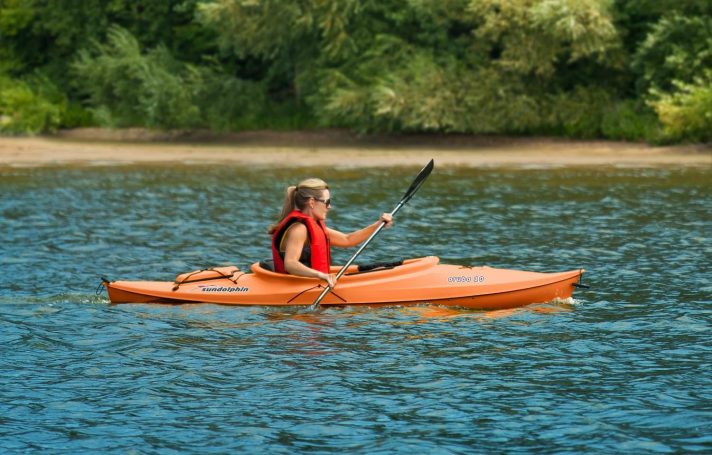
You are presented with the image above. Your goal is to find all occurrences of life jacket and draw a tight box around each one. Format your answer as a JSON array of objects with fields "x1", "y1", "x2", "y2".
[{"x1": 271, "y1": 210, "x2": 331, "y2": 274}]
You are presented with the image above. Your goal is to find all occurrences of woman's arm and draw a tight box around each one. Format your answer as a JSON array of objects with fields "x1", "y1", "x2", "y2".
[
  {"x1": 283, "y1": 224, "x2": 336, "y2": 287},
  {"x1": 328, "y1": 213, "x2": 393, "y2": 248}
]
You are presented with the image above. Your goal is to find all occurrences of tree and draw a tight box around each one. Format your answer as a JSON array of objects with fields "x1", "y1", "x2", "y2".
[
  {"x1": 651, "y1": 71, "x2": 712, "y2": 142},
  {"x1": 72, "y1": 26, "x2": 201, "y2": 128},
  {"x1": 1, "y1": 0, "x2": 214, "y2": 86},
  {"x1": 200, "y1": 0, "x2": 623, "y2": 134}
]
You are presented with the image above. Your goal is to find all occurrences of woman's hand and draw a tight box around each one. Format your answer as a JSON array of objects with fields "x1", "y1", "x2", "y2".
[
  {"x1": 380, "y1": 213, "x2": 393, "y2": 229},
  {"x1": 318, "y1": 272, "x2": 337, "y2": 288}
]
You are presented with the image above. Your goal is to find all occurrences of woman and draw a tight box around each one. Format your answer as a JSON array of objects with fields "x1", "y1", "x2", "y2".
[{"x1": 268, "y1": 178, "x2": 393, "y2": 288}]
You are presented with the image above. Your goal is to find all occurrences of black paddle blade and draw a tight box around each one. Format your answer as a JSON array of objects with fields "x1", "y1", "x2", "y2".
[{"x1": 401, "y1": 159, "x2": 434, "y2": 204}]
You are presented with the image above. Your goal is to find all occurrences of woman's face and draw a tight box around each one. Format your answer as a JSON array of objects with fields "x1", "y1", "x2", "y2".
[{"x1": 310, "y1": 189, "x2": 331, "y2": 220}]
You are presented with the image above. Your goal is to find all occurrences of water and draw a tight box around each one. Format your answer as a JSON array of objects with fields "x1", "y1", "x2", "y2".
[{"x1": 1, "y1": 163, "x2": 710, "y2": 453}]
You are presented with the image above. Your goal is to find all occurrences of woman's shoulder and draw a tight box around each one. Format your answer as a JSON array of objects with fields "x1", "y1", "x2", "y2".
[
  {"x1": 282, "y1": 222, "x2": 309, "y2": 251},
  {"x1": 284, "y1": 221, "x2": 308, "y2": 237}
]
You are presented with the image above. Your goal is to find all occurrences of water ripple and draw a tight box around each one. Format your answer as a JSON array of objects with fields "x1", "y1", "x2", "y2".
[{"x1": 1, "y1": 165, "x2": 710, "y2": 453}]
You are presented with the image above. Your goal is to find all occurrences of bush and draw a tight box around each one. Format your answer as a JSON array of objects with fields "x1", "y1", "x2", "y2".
[
  {"x1": 60, "y1": 103, "x2": 96, "y2": 129},
  {"x1": 0, "y1": 75, "x2": 63, "y2": 134},
  {"x1": 194, "y1": 66, "x2": 266, "y2": 132},
  {"x1": 601, "y1": 101, "x2": 661, "y2": 142},
  {"x1": 651, "y1": 72, "x2": 712, "y2": 142},
  {"x1": 72, "y1": 25, "x2": 269, "y2": 131},
  {"x1": 72, "y1": 26, "x2": 200, "y2": 129},
  {"x1": 544, "y1": 87, "x2": 610, "y2": 138},
  {"x1": 633, "y1": 14, "x2": 712, "y2": 94}
]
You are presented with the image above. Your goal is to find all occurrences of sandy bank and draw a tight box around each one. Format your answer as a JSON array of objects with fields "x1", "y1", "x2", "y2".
[{"x1": 0, "y1": 129, "x2": 709, "y2": 167}]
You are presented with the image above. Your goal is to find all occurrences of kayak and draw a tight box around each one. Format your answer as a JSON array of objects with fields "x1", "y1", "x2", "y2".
[{"x1": 103, "y1": 256, "x2": 585, "y2": 309}]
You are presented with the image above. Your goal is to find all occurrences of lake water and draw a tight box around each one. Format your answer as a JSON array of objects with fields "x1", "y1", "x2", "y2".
[{"x1": 1, "y1": 163, "x2": 710, "y2": 453}]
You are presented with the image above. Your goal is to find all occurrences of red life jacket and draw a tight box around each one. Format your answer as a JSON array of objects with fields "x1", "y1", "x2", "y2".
[{"x1": 271, "y1": 210, "x2": 331, "y2": 274}]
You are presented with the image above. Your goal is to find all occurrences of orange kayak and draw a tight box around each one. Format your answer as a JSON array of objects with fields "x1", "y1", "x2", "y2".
[{"x1": 103, "y1": 256, "x2": 585, "y2": 310}]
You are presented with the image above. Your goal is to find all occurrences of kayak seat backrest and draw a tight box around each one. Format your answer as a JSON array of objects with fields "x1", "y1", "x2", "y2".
[{"x1": 259, "y1": 259, "x2": 275, "y2": 272}]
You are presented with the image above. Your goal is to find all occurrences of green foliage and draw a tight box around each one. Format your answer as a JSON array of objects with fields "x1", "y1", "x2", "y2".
[
  {"x1": 632, "y1": 14, "x2": 712, "y2": 94},
  {"x1": 72, "y1": 26, "x2": 201, "y2": 128},
  {"x1": 651, "y1": 72, "x2": 712, "y2": 142},
  {"x1": 543, "y1": 86, "x2": 610, "y2": 138},
  {"x1": 628, "y1": 12, "x2": 712, "y2": 142},
  {"x1": 316, "y1": 56, "x2": 544, "y2": 134},
  {"x1": 199, "y1": 0, "x2": 308, "y2": 60},
  {"x1": 0, "y1": 0, "x2": 710, "y2": 141},
  {"x1": 600, "y1": 101, "x2": 661, "y2": 142},
  {"x1": 60, "y1": 103, "x2": 96, "y2": 129},
  {"x1": 300, "y1": 0, "x2": 621, "y2": 135},
  {"x1": 193, "y1": 65, "x2": 267, "y2": 131},
  {"x1": 469, "y1": 0, "x2": 621, "y2": 77},
  {"x1": 0, "y1": 1, "x2": 215, "y2": 81},
  {"x1": 0, "y1": 75, "x2": 63, "y2": 134},
  {"x1": 199, "y1": 0, "x2": 364, "y2": 61},
  {"x1": 0, "y1": 1, "x2": 34, "y2": 73},
  {"x1": 542, "y1": 91, "x2": 662, "y2": 142},
  {"x1": 72, "y1": 26, "x2": 265, "y2": 130}
]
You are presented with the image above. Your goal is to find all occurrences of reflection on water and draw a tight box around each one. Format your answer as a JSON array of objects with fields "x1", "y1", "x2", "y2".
[
  {"x1": 404, "y1": 299, "x2": 577, "y2": 321},
  {"x1": 0, "y1": 164, "x2": 710, "y2": 453}
]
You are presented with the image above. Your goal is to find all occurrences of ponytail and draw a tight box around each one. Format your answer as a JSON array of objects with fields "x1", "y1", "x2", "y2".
[
  {"x1": 268, "y1": 185, "x2": 297, "y2": 234},
  {"x1": 268, "y1": 178, "x2": 328, "y2": 234}
]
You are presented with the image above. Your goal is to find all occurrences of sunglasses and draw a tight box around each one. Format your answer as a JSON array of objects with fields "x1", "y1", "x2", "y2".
[{"x1": 313, "y1": 197, "x2": 331, "y2": 207}]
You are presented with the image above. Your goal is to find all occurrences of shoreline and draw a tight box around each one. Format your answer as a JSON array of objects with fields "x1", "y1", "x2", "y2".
[{"x1": 0, "y1": 129, "x2": 710, "y2": 167}]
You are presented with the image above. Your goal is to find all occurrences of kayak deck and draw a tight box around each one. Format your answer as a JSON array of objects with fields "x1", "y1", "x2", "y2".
[{"x1": 104, "y1": 257, "x2": 585, "y2": 310}]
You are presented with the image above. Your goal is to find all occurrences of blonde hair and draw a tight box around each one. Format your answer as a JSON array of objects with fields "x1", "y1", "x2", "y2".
[{"x1": 268, "y1": 178, "x2": 329, "y2": 234}]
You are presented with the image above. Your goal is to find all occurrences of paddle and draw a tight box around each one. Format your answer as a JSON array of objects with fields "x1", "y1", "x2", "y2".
[{"x1": 308, "y1": 159, "x2": 435, "y2": 311}]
